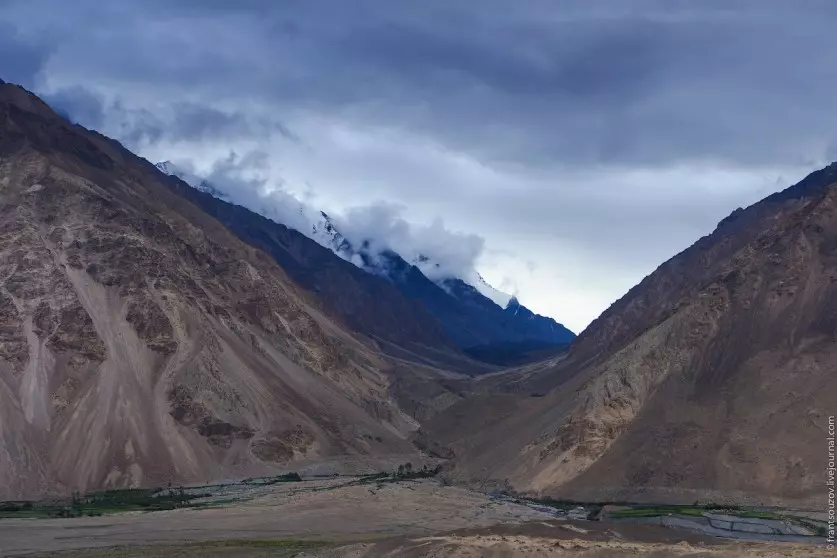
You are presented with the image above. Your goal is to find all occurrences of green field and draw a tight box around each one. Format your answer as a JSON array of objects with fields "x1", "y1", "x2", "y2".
[
  {"x1": 607, "y1": 504, "x2": 784, "y2": 520},
  {"x1": 0, "y1": 464, "x2": 439, "y2": 521},
  {"x1": 0, "y1": 488, "x2": 210, "y2": 519},
  {"x1": 0, "y1": 474, "x2": 305, "y2": 520}
]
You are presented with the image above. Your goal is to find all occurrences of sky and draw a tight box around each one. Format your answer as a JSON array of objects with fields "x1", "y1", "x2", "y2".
[{"x1": 2, "y1": 1, "x2": 837, "y2": 332}]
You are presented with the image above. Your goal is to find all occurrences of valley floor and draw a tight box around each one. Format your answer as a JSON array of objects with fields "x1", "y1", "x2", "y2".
[{"x1": 0, "y1": 478, "x2": 828, "y2": 557}]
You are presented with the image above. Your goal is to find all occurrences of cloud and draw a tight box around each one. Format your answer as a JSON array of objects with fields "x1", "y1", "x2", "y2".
[
  {"x1": 1, "y1": 0, "x2": 834, "y2": 330},
  {"x1": 42, "y1": 86, "x2": 106, "y2": 127},
  {"x1": 333, "y1": 203, "x2": 486, "y2": 281},
  {"x1": 0, "y1": 21, "x2": 53, "y2": 88},
  {"x1": 162, "y1": 151, "x2": 320, "y2": 239},
  {"x1": 42, "y1": 84, "x2": 298, "y2": 151},
  {"x1": 162, "y1": 156, "x2": 489, "y2": 283},
  {"x1": 11, "y1": 0, "x2": 835, "y2": 169}
]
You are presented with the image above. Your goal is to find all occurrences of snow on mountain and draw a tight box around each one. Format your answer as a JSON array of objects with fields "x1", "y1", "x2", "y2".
[
  {"x1": 155, "y1": 161, "x2": 228, "y2": 198},
  {"x1": 310, "y1": 211, "x2": 353, "y2": 255},
  {"x1": 156, "y1": 161, "x2": 350, "y2": 254},
  {"x1": 155, "y1": 160, "x2": 514, "y2": 308},
  {"x1": 409, "y1": 255, "x2": 513, "y2": 309},
  {"x1": 468, "y1": 272, "x2": 514, "y2": 309},
  {"x1": 154, "y1": 160, "x2": 179, "y2": 176}
]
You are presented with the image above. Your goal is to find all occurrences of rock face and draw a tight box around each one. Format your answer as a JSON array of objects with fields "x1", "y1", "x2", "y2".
[
  {"x1": 0, "y1": 82, "x2": 422, "y2": 499},
  {"x1": 424, "y1": 164, "x2": 837, "y2": 507}
]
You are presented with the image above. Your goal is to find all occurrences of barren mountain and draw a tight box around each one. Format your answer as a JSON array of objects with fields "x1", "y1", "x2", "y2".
[
  {"x1": 3, "y1": 78, "x2": 833, "y2": 513},
  {"x1": 0, "y1": 81, "x2": 435, "y2": 499},
  {"x1": 423, "y1": 164, "x2": 837, "y2": 507}
]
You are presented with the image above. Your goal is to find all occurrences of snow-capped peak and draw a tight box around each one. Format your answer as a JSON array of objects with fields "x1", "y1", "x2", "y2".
[
  {"x1": 156, "y1": 160, "x2": 199, "y2": 185},
  {"x1": 468, "y1": 271, "x2": 514, "y2": 309},
  {"x1": 409, "y1": 254, "x2": 513, "y2": 309},
  {"x1": 310, "y1": 210, "x2": 352, "y2": 254},
  {"x1": 155, "y1": 160, "x2": 350, "y2": 255},
  {"x1": 155, "y1": 160, "x2": 178, "y2": 175},
  {"x1": 154, "y1": 160, "x2": 513, "y2": 309},
  {"x1": 155, "y1": 161, "x2": 226, "y2": 198}
]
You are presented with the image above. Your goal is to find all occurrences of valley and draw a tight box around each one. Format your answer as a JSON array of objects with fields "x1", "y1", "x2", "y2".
[
  {"x1": 0, "y1": 77, "x2": 834, "y2": 556},
  {"x1": 0, "y1": 473, "x2": 827, "y2": 557}
]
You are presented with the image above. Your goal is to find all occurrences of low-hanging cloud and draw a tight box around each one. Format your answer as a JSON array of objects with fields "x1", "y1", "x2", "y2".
[
  {"x1": 333, "y1": 203, "x2": 486, "y2": 281},
  {"x1": 163, "y1": 151, "x2": 319, "y2": 239},
  {"x1": 42, "y1": 84, "x2": 299, "y2": 151},
  {"x1": 0, "y1": 21, "x2": 52, "y2": 88},
  {"x1": 162, "y1": 153, "x2": 488, "y2": 283}
]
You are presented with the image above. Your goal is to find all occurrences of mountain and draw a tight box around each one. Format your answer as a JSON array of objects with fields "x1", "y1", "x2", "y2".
[
  {"x1": 155, "y1": 162, "x2": 352, "y2": 256},
  {"x1": 0, "y1": 81, "x2": 444, "y2": 499},
  {"x1": 155, "y1": 161, "x2": 575, "y2": 364},
  {"x1": 374, "y1": 251, "x2": 574, "y2": 358},
  {"x1": 156, "y1": 171, "x2": 486, "y2": 373},
  {"x1": 421, "y1": 163, "x2": 837, "y2": 508},
  {"x1": 153, "y1": 161, "x2": 229, "y2": 199},
  {"x1": 3, "y1": 78, "x2": 832, "y2": 511}
]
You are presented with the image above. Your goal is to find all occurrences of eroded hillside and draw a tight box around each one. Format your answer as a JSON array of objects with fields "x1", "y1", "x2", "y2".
[
  {"x1": 424, "y1": 165, "x2": 837, "y2": 507},
  {"x1": 0, "y1": 82, "x2": 424, "y2": 499}
]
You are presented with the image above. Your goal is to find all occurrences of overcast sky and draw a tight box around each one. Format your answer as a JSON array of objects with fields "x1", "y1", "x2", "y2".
[{"x1": 3, "y1": 1, "x2": 836, "y2": 332}]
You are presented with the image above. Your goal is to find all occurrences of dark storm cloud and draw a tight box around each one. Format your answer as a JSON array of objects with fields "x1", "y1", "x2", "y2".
[
  {"x1": 0, "y1": 21, "x2": 53, "y2": 88},
  {"x1": 4, "y1": 0, "x2": 837, "y2": 169},
  {"x1": 41, "y1": 84, "x2": 297, "y2": 149},
  {"x1": 42, "y1": 86, "x2": 107, "y2": 127}
]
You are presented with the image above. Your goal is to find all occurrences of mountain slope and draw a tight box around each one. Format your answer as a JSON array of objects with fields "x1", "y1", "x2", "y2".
[
  {"x1": 375, "y1": 251, "x2": 574, "y2": 353},
  {"x1": 157, "y1": 175, "x2": 469, "y2": 368},
  {"x1": 156, "y1": 162, "x2": 574, "y2": 364},
  {"x1": 0, "y1": 81, "x2": 428, "y2": 499},
  {"x1": 422, "y1": 164, "x2": 837, "y2": 507}
]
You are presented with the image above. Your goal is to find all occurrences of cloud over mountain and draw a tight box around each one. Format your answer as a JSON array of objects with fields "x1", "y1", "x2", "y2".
[
  {"x1": 4, "y1": 0, "x2": 836, "y2": 330},
  {"x1": 158, "y1": 158, "x2": 491, "y2": 288}
]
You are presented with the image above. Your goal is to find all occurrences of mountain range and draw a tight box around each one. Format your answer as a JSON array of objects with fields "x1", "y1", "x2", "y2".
[
  {"x1": 154, "y1": 160, "x2": 575, "y2": 366},
  {"x1": 1, "y1": 78, "x2": 834, "y2": 510}
]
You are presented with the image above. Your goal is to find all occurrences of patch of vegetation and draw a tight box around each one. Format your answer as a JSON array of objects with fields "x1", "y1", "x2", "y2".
[
  {"x1": 608, "y1": 503, "x2": 784, "y2": 520},
  {"x1": 523, "y1": 497, "x2": 603, "y2": 520},
  {"x1": 0, "y1": 487, "x2": 211, "y2": 519},
  {"x1": 0, "y1": 501, "x2": 40, "y2": 519},
  {"x1": 242, "y1": 472, "x2": 303, "y2": 485},
  {"x1": 714, "y1": 509, "x2": 782, "y2": 519},
  {"x1": 524, "y1": 497, "x2": 583, "y2": 511},
  {"x1": 356, "y1": 463, "x2": 443, "y2": 485},
  {"x1": 700, "y1": 503, "x2": 786, "y2": 519},
  {"x1": 502, "y1": 493, "x2": 815, "y2": 529},
  {"x1": 780, "y1": 516, "x2": 828, "y2": 536},
  {"x1": 356, "y1": 472, "x2": 390, "y2": 484},
  {"x1": 608, "y1": 506, "x2": 708, "y2": 519}
]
